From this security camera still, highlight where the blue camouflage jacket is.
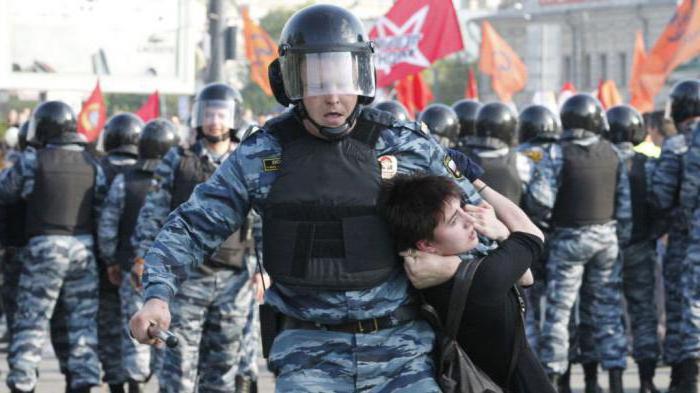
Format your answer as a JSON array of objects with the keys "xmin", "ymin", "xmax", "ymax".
[
  {"xmin": 141, "ymin": 114, "xmax": 490, "ymax": 323},
  {"xmin": 681, "ymin": 121, "xmax": 700, "ymax": 222}
]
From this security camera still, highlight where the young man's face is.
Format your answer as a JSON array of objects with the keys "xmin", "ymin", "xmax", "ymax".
[
  {"xmin": 302, "ymin": 94, "xmax": 358, "ymax": 128},
  {"xmin": 428, "ymin": 196, "xmax": 479, "ymax": 256}
]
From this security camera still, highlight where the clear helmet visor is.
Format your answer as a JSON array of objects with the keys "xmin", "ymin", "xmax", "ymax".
[
  {"xmin": 191, "ymin": 99, "xmax": 237, "ymax": 130},
  {"xmin": 281, "ymin": 51, "xmax": 375, "ymax": 100}
]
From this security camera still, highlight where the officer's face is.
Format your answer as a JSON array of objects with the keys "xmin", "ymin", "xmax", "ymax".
[
  {"xmin": 302, "ymin": 94, "xmax": 358, "ymax": 128},
  {"xmin": 428, "ymin": 197, "xmax": 479, "ymax": 256},
  {"xmin": 202, "ymin": 106, "xmax": 232, "ymax": 137}
]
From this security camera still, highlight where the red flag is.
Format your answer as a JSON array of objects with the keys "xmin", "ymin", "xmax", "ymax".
[
  {"xmin": 395, "ymin": 73, "xmax": 433, "ymax": 117},
  {"xmin": 77, "ymin": 81, "xmax": 106, "ymax": 143},
  {"xmin": 241, "ymin": 6, "xmax": 277, "ymax": 96},
  {"xmin": 479, "ymin": 21, "xmax": 528, "ymax": 103},
  {"xmin": 629, "ymin": 31, "xmax": 653, "ymax": 112},
  {"xmin": 370, "ymin": 0, "xmax": 463, "ymax": 87},
  {"xmin": 638, "ymin": 0, "xmax": 700, "ymax": 104},
  {"xmin": 597, "ymin": 80, "xmax": 622, "ymax": 109},
  {"xmin": 135, "ymin": 91, "xmax": 160, "ymax": 122},
  {"xmin": 465, "ymin": 68, "xmax": 479, "ymax": 100}
]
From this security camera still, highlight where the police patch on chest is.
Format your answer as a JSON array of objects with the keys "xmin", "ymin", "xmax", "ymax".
[
  {"xmin": 523, "ymin": 149, "xmax": 543, "ymax": 163},
  {"xmin": 443, "ymin": 156, "xmax": 463, "ymax": 179},
  {"xmin": 378, "ymin": 155, "xmax": 398, "ymax": 179},
  {"xmin": 262, "ymin": 156, "xmax": 281, "ymax": 172}
]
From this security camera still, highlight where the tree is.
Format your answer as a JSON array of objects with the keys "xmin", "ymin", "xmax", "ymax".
[{"xmin": 427, "ymin": 56, "xmax": 476, "ymax": 105}]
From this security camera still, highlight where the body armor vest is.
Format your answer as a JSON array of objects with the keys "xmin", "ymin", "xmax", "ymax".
[
  {"xmin": 26, "ymin": 148, "xmax": 96, "ymax": 237},
  {"xmin": 552, "ymin": 140, "xmax": 618, "ymax": 227},
  {"xmin": 100, "ymin": 154, "xmax": 134, "ymax": 185},
  {"xmin": 262, "ymin": 109, "xmax": 399, "ymax": 290},
  {"xmin": 628, "ymin": 153, "xmax": 652, "ymax": 243},
  {"xmin": 171, "ymin": 146, "xmax": 251, "ymax": 269},
  {"xmin": 115, "ymin": 160, "xmax": 159, "ymax": 268},
  {"xmin": 472, "ymin": 149, "xmax": 522, "ymax": 204}
]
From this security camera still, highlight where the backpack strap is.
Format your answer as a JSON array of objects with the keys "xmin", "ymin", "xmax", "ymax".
[
  {"xmin": 445, "ymin": 258, "xmax": 484, "ymax": 339},
  {"xmin": 504, "ymin": 285, "xmax": 526, "ymax": 390}
]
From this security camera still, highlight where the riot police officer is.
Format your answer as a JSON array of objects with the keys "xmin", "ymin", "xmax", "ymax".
[
  {"xmin": 418, "ymin": 103, "xmax": 460, "ymax": 148},
  {"xmin": 98, "ymin": 119, "xmax": 180, "ymax": 392},
  {"xmin": 374, "ymin": 100, "xmax": 410, "ymax": 122},
  {"xmin": 128, "ymin": 4, "xmax": 500, "ymax": 392},
  {"xmin": 606, "ymin": 105, "xmax": 662, "ymax": 393},
  {"xmin": 130, "ymin": 83, "xmax": 258, "ymax": 393},
  {"xmin": 0, "ymin": 101, "xmax": 106, "ymax": 393},
  {"xmin": 452, "ymin": 99, "xmax": 482, "ymax": 149},
  {"xmin": 524, "ymin": 94, "xmax": 630, "ymax": 393}
]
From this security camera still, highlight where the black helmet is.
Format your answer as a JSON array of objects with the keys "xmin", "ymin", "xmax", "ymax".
[
  {"xmin": 138, "ymin": 119, "xmax": 180, "ymax": 160},
  {"xmin": 560, "ymin": 94, "xmax": 608, "ymax": 134},
  {"xmin": 374, "ymin": 101, "xmax": 410, "ymax": 122},
  {"xmin": 103, "ymin": 113, "xmax": 144, "ymax": 156},
  {"xmin": 271, "ymin": 4, "xmax": 375, "ymax": 140},
  {"xmin": 191, "ymin": 83, "xmax": 243, "ymax": 142},
  {"xmin": 475, "ymin": 102, "xmax": 518, "ymax": 146},
  {"xmin": 17, "ymin": 121, "xmax": 30, "ymax": 150},
  {"xmin": 606, "ymin": 105, "xmax": 646, "ymax": 145},
  {"xmin": 27, "ymin": 101, "xmax": 85, "ymax": 146},
  {"xmin": 418, "ymin": 104, "xmax": 460, "ymax": 148},
  {"xmin": 518, "ymin": 105, "xmax": 560, "ymax": 144},
  {"xmin": 669, "ymin": 79, "xmax": 700, "ymax": 129},
  {"xmin": 452, "ymin": 99, "xmax": 482, "ymax": 139}
]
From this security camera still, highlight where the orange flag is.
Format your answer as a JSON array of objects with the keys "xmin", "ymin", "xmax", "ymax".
[
  {"xmin": 77, "ymin": 81, "xmax": 106, "ymax": 143},
  {"xmin": 241, "ymin": 7, "xmax": 277, "ymax": 96},
  {"xmin": 396, "ymin": 73, "xmax": 433, "ymax": 117},
  {"xmin": 135, "ymin": 91, "xmax": 160, "ymax": 122},
  {"xmin": 638, "ymin": 0, "xmax": 700, "ymax": 104},
  {"xmin": 629, "ymin": 31, "xmax": 653, "ymax": 112},
  {"xmin": 597, "ymin": 80, "xmax": 622, "ymax": 109},
  {"xmin": 479, "ymin": 21, "xmax": 527, "ymax": 103},
  {"xmin": 465, "ymin": 68, "xmax": 479, "ymax": 100}
]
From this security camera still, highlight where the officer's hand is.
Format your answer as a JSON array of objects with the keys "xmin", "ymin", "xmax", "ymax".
[
  {"xmin": 131, "ymin": 258, "xmax": 145, "ymax": 290},
  {"xmin": 465, "ymin": 201, "xmax": 509, "ymax": 241},
  {"xmin": 250, "ymin": 272, "xmax": 270, "ymax": 303},
  {"xmin": 129, "ymin": 298, "xmax": 171, "ymax": 346},
  {"xmin": 401, "ymin": 250, "xmax": 461, "ymax": 289},
  {"xmin": 107, "ymin": 265, "xmax": 122, "ymax": 286}
]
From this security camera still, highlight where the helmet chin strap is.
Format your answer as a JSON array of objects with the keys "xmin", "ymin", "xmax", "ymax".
[{"xmin": 298, "ymin": 103, "xmax": 361, "ymax": 141}]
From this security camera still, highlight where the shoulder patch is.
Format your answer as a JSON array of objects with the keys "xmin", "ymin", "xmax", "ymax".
[
  {"xmin": 378, "ymin": 155, "xmax": 398, "ymax": 179},
  {"xmin": 522, "ymin": 149, "xmax": 544, "ymax": 163},
  {"xmin": 443, "ymin": 155, "xmax": 464, "ymax": 179},
  {"xmin": 262, "ymin": 155, "xmax": 281, "ymax": 172}
]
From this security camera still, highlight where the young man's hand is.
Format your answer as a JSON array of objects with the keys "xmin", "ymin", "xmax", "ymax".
[{"xmin": 465, "ymin": 201, "xmax": 509, "ymax": 241}]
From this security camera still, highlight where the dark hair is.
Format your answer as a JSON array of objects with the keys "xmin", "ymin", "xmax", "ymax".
[{"xmin": 379, "ymin": 173, "xmax": 462, "ymax": 252}]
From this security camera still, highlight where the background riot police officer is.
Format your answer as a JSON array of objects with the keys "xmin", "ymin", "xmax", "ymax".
[
  {"xmin": 373, "ymin": 100, "xmax": 410, "ymax": 122},
  {"xmin": 0, "ymin": 101, "xmax": 106, "ymax": 393},
  {"xmin": 418, "ymin": 103, "xmax": 460, "ymax": 148},
  {"xmin": 452, "ymin": 99, "xmax": 482, "ymax": 149}
]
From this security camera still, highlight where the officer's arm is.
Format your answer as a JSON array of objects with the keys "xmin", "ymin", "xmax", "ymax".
[
  {"xmin": 613, "ymin": 150, "xmax": 632, "ymax": 246},
  {"xmin": 0, "ymin": 149, "xmax": 34, "ymax": 203},
  {"xmin": 515, "ymin": 151, "xmax": 533, "ymax": 185},
  {"xmin": 92, "ymin": 161, "xmax": 109, "ymax": 225},
  {"xmin": 98, "ymin": 174, "xmax": 126, "ymax": 265},
  {"xmin": 681, "ymin": 131, "xmax": 700, "ymax": 220},
  {"xmin": 521, "ymin": 145, "xmax": 561, "ymax": 227},
  {"xmin": 650, "ymin": 137, "xmax": 683, "ymax": 211},
  {"xmin": 132, "ymin": 149, "xmax": 178, "ymax": 258},
  {"xmin": 143, "ymin": 151, "xmax": 252, "ymax": 303}
]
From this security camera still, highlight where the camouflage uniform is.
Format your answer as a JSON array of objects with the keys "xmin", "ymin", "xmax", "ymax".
[
  {"xmin": 132, "ymin": 141, "xmax": 256, "ymax": 392},
  {"xmin": 524, "ymin": 130, "xmax": 631, "ymax": 374},
  {"xmin": 680, "ymin": 120, "xmax": 700, "ymax": 361},
  {"xmin": 0, "ymin": 146, "xmax": 107, "ymax": 392},
  {"xmin": 140, "ymin": 113, "xmax": 492, "ymax": 392},
  {"xmin": 650, "ymin": 122, "xmax": 696, "ymax": 365}
]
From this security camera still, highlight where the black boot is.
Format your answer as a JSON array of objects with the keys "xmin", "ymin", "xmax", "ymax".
[
  {"xmin": 67, "ymin": 386, "xmax": 91, "ymax": 393},
  {"xmin": 670, "ymin": 362, "xmax": 683, "ymax": 393},
  {"xmin": 583, "ymin": 362, "xmax": 603, "ymax": 393},
  {"xmin": 109, "ymin": 384, "xmax": 126, "ymax": 393},
  {"xmin": 127, "ymin": 380, "xmax": 144, "ymax": 393},
  {"xmin": 608, "ymin": 367, "xmax": 624, "ymax": 393},
  {"xmin": 235, "ymin": 375, "xmax": 252, "ymax": 393},
  {"xmin": 637, "ymin": 358, "xmax": 660, "ymax": 393},
  {"xmin": 548, "ymin": 373, "xmax": 562, "ymax": 393},
  {"xmin": 557, "ymin": 364, "xmax": 572, "ymax": 393},
  {"xmin": 674, "ymin": 358, "xmax": 699, "ymax": 393}
]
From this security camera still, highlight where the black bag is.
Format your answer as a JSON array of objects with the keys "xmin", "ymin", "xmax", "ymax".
[{"xmin": 423, "ymin": 258, "xmax": 523, "ymax": 393}]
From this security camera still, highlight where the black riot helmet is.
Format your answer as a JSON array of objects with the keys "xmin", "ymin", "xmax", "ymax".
[
  {"xmin": 271, "ymin": 4, "xmax": 376, "ymax": 140},
  {"xmin": 103, "ymin": 113, "xmax": 144, "ymax": 156},
  {"xmin": 475, "ymin": 102, "xmax": 518, "ymax": 146},
  {"xmin": 191, "ymin": 83, "xmax": 243, "ymax": 143},
  {"xmin": 452, "ymin": 99, "xmax": 482, "ymax": 139},
  {"xmin": 374, "ymin": 100, "xmax": 410, "ymax": 122},
  {"xmin": 418, "ymin": 104, "xmax": 460, "ymax": 148},
  {"xmin": 669, "ymin": 79, "xmax": 700, "ymax": 129},
  {"xmin": 518, "ymin": 105, "xmax": 560, "ymax": 144},
  {"xmin": 560, "ymin": 94, "xmax": 608, "ymax": 134},
  {"xmin": 17, "ymin": 121, "xmax": 30, "ymax": 151},
  {"xmin": 27, "ymin": 101, "xmax": 85, "ymax": 146},
  {"xmin": 606, "ymin": 105, "xmax": 646, "ymax": 145},
  {"xmin": 138, "ymin": 119, "xmax": 180, "ymax": 160}
]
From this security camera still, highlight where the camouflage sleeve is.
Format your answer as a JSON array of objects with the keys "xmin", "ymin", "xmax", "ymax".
[
  {"xmin": 252, "ymin": 211, "xmax": 263, "ymax": 265},
  {"xmin": 516, "ymin": 151, "xmax": 533, "ymax": 184},
  {"xmin": 92, "ymin": 160, "xmax": 109, "ymax": 223},
  {"xmin": 132, "ymin": 148, "xmax": 179, "ymax": 258},
  {"xmin": 98, "ymin": 174, "xmax": 126, "ymax": 265},
  {"xmin": 143, "ymin": 147, "xmax": 253, "ymax": 303},
  {"xmin": 522, "ymin": 144, "xmax": 562, "ymax": 227},
  {"xmin": 0, "ymin": 148, "xmax": 36, "ymax": 203},
  {"xmin": 613, "ymin": 147, "xmax": 632, "ymax": 245},
  {"xmin": 650, "ymin": 135, "xmax": 685, "ymax": 212},
  {"xmin": 681, "ymin": 129, "xmax": 700, "ymax": 221}
]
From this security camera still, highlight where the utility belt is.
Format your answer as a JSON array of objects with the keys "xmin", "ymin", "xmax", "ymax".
[
  {"xmin": 198, "ymin": 257, "xmax": 245, "ymax": 274},
  {"xmin": 260, "ymin": 304, "xmax": 418, "ymax": 358}
]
